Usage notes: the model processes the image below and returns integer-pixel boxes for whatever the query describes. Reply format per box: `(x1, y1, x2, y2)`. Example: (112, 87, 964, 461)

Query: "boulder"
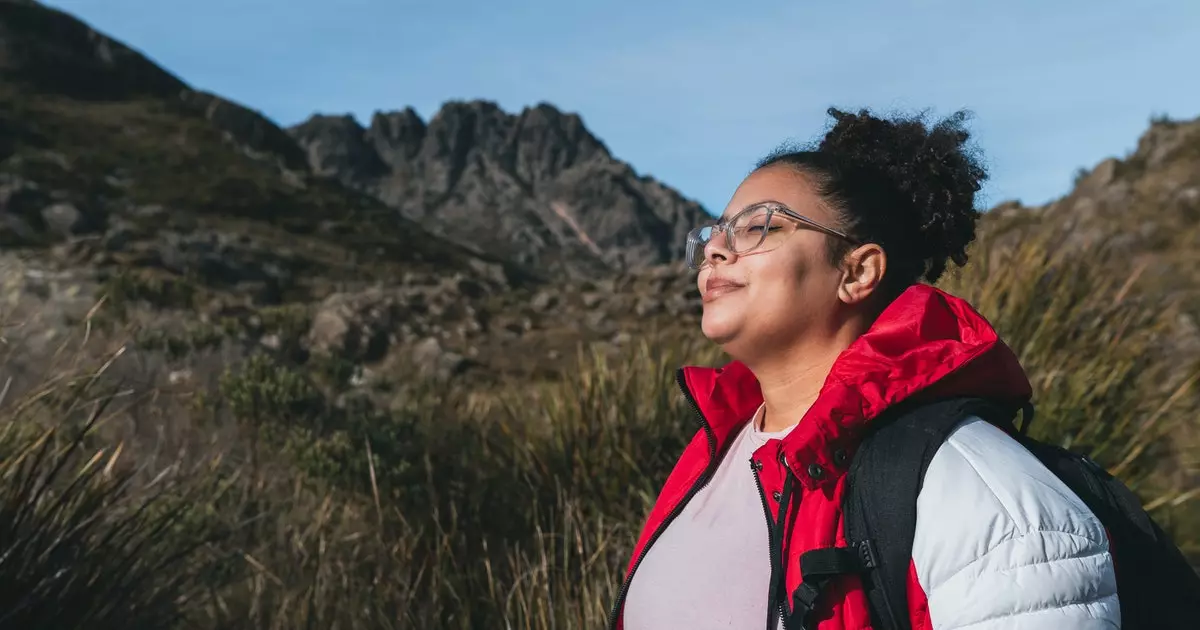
(411, 337, 467, 380)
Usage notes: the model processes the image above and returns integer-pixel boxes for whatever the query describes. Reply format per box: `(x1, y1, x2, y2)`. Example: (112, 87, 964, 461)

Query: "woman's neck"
(751, 328, 860, 433)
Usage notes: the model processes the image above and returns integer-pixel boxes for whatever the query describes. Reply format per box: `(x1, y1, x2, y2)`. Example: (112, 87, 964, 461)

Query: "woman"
(609, 109, 1120, 630)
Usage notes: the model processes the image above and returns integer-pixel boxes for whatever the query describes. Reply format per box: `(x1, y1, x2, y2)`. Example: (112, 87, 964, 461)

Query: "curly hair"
(756, 107, 987, 301)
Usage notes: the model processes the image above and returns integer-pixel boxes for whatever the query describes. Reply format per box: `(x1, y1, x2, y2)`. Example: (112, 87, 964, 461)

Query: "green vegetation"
(0, 235, 1196, 630)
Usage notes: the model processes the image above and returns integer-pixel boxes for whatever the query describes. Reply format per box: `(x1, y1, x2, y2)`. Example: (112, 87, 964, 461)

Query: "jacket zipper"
(755, 452, 798, 630)
(753, 457, 786, 630)
(606, 369, 720, 630)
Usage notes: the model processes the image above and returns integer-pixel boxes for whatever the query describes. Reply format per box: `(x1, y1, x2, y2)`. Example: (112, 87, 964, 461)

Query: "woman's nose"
(704, 230, 735, 266)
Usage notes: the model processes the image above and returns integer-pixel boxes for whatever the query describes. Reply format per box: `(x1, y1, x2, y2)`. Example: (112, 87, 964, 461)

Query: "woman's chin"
(700, 312, 739, 346)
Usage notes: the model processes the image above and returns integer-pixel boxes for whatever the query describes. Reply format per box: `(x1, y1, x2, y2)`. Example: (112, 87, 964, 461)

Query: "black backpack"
(783, 397, 1200, 630)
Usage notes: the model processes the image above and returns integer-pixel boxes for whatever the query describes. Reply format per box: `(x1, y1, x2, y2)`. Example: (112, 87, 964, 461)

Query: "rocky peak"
(408, 99, 609, 195)
(508, 102, 611, 185)
(1134, 116, 1200, 171)
(289, 100, 709, 276)
(1048, 114, 1200, 219)
(991, 114, 1200, 226)
(366, 108, 426, 167)
(290, 113, 389, 180)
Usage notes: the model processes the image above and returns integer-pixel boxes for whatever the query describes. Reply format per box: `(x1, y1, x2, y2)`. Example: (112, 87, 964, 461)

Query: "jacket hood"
(679, 284, 1033, 490)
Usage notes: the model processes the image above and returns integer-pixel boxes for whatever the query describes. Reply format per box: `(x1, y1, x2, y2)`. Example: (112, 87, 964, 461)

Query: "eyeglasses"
(684, 202, 859, 270)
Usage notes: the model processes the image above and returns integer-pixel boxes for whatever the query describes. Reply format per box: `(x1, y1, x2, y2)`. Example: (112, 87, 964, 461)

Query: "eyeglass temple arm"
(776, 207, 858, 243)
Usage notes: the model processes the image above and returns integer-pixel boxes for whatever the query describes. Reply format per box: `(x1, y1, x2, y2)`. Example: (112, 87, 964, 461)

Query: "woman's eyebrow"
(722, 200, 789, 220)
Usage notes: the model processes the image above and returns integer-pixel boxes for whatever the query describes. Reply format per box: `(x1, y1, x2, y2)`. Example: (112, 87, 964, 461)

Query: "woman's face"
(697, 165, 849, 359)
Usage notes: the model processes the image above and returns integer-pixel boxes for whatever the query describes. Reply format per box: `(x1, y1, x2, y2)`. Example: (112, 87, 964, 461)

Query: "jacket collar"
(678, 284, 1033, 490)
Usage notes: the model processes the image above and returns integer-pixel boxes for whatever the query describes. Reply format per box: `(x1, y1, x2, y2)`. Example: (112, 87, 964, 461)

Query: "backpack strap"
(786, 397, 1021, 630)
(785, 540, 882, 629)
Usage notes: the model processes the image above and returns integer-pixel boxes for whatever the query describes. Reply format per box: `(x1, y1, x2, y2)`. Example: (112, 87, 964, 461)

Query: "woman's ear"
(838, 243, 886, 306)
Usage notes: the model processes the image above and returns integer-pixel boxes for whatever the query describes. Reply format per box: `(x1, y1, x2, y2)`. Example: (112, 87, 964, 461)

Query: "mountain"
(288, 102, 710, 277)
(0, 0, 708, 286)
(0, 0, 527, 284)
(0, 0, 704, 388)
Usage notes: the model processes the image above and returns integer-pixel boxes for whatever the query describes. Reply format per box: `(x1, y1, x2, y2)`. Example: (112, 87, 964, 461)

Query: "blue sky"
(43, 0, 1200, 215)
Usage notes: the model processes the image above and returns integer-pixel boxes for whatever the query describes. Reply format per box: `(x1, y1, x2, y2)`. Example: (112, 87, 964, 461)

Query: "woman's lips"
(703, 276, 745, 302)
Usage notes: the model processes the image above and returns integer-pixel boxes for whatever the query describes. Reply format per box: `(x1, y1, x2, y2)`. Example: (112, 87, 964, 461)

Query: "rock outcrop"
(289, 101, 711, 276)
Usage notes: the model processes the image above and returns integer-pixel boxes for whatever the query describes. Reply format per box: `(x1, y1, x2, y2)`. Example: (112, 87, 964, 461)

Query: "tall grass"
(942, 232, 1200, 532)
(0, 374, 232, 629)
(0, 236, 1195, 629)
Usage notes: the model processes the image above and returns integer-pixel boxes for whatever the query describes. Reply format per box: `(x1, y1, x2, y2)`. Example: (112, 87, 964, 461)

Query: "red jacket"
(610, 284, 1042, 629)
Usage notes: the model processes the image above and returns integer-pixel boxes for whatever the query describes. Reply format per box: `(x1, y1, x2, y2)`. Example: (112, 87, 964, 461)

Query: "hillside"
(982, 114, 1200, 349)
(0, 0, 704, 390)
(0, 0, 524, 280)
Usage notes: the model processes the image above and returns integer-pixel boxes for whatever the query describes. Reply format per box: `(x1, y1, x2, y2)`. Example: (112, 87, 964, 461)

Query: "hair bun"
(817, 107, 986, 282)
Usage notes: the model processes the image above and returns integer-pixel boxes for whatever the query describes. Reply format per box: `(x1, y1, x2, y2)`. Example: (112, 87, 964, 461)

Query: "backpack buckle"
(791, 580, 821, 611)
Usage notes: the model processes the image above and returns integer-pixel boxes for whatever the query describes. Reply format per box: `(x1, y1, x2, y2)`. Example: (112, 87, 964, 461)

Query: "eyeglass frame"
(685, 200, 860, 270)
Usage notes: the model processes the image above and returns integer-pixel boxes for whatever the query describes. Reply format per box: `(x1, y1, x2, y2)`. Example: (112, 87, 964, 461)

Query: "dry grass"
(0, 234, 1194, 630)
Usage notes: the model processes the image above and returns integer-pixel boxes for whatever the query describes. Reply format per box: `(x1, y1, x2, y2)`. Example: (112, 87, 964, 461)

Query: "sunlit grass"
(0, 235, 1194, 629)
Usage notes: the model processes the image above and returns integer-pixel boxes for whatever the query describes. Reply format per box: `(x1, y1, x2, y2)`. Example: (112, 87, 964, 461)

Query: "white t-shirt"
(623, 406, 791, 630)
